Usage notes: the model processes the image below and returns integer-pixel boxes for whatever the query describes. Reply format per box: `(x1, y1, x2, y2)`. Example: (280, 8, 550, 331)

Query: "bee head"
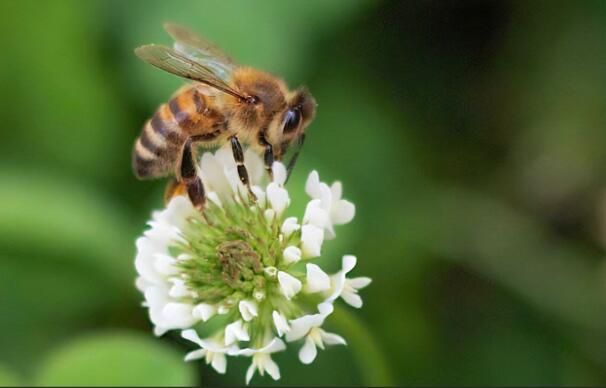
(266, 86, 316, 159)
(228, 68, 316, 158)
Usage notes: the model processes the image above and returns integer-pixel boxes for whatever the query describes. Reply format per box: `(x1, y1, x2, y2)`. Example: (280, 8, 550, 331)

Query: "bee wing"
(164, 23, 235, 81)
(164, 23, 234, 64)
(135, 44, 245, 100)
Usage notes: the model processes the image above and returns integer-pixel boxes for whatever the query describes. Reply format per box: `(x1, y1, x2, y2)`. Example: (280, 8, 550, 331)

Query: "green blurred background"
(2, 0, 606, 385)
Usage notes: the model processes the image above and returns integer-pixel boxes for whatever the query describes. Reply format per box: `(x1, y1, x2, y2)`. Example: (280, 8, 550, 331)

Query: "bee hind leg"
(180, 138, 206, 212)
(230, 135, 257, 203)
(163, 178, 186, 204)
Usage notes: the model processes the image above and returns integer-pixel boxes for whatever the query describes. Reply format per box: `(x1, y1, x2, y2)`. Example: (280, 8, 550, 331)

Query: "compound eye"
(283, 108, 301, 134)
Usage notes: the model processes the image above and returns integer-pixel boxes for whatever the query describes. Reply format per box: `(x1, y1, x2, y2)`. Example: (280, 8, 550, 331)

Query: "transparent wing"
(135, 44, 244, 100)
(164, 23, 235, 81)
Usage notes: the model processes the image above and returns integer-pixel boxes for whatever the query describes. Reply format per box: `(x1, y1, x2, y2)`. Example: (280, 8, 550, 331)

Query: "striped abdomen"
(132, 86, 225, 180)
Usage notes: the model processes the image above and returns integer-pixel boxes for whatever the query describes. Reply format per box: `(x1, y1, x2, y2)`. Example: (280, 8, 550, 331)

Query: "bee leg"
(163, 178, 186, 204)
(230, 135, 257, 202)
(180, 138, 206, 212)
(264, 143, 274, 181)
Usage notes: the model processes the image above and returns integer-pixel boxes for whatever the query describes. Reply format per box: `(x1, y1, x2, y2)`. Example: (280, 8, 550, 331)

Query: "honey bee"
(132, 23, 316, 210)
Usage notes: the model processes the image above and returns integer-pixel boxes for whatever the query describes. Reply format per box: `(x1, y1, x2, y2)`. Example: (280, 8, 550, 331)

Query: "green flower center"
(172, 200, 294, 306)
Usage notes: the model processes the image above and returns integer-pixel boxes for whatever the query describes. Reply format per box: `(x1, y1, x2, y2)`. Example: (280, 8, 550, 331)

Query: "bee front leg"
(180, 138, 206, 212)
(230, 135, 257, 202)
(264, 144, 274, 181)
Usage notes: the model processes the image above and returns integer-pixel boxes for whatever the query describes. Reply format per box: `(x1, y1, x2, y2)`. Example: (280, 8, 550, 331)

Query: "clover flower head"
(134, 146, 369, 384)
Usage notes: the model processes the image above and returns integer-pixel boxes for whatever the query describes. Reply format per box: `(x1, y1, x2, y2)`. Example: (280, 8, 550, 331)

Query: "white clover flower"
(134, 146, 367, 384)
(326, 255, 372, 308)
(236, 337, 286, 384)
(286, 303, 346, 364)
(305, 170, 356, 239)
(181, 329, 237, 374)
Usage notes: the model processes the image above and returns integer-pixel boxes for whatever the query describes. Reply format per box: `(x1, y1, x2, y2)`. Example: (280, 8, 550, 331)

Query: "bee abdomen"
(132, 87, 220, 180)
(168, 89, 207, 131)
(132, 106, 184, 179)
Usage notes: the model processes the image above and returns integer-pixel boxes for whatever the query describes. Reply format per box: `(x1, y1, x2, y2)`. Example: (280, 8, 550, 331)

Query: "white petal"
(317, 182, 333, 210)
(300, 225, 324, 258)
(236, 338, 286, 356)
(153, 254, 178, 276)
(135, 277, 148, 292)
(286, 312, 325, 342)
(281, 217, 300, 237)
(349, 276, 372, 290)
(278, 271, 302, 300)
(272, 310, 291, 336)
(207, 191, 223, 208)
(162, 303, 196, 328)
(244, 148, 265, 186)
(144, 220, 180, 247)
(303, 199, 330, 228)
(266, 182, 290, 216)
(305, 264, 331, 293)
(134, 237, 164, 285)
(153, 326, 168, 337)
(239, 300, 258, 322)
(264, 266, 278, 278)
(181, 329, 203, 346)
(299, 336, 318, 364)
(342, 255, 357, 273)
(282, 246, 302, 265)
(264, 208, 276, 223)
(272, 161, 287, 186)
(331, 199, 355, 225)
(215, 145, 236, 168)
(321, 331, 347, 346)
(250, 185, 266, 207)
(326, 272, 346, 304)
(324, 224, 336, 240)
(224, 320, 249, 345)
(211, 353, 227, 374)
(330, 181, 343, 200)
(305, 170, 322, 199)
(144, 287, 170, 331)
(318, 302, 334, 316)
(245, 362, 256, 385)
(264, 356, 281, 381)
(342, 291, 363, 308)
(168, 278, 191, 298)
(217, 304, 231, 315)
(192, 303, 216, 322)
(198, 338, 232, 353)
(158, 195, 197, 230)
(200, 151, 232, 196)
(262, 337, 287, 354)
(184, 349, 206, 362)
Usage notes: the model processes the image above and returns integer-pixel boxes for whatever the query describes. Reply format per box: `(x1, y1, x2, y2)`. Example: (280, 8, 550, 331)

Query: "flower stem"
(330, 306, 394, 386)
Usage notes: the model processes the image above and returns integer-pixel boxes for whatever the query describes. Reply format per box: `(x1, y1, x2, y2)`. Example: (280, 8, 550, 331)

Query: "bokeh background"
(2, 0, 606, 385)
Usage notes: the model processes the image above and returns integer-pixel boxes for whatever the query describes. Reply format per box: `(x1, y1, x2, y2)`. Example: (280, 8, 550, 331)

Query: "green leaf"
(401, 186, 606, 332)
(0, 170, 139, 368)
(34, 331, 195, 387)
(0, 169, 137, 287)
(0, 363, 22, 386)
(0, 0, 129, 183)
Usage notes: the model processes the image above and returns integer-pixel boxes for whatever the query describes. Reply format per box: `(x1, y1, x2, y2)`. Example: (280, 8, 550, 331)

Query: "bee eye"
(283, 108, 301, 134)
